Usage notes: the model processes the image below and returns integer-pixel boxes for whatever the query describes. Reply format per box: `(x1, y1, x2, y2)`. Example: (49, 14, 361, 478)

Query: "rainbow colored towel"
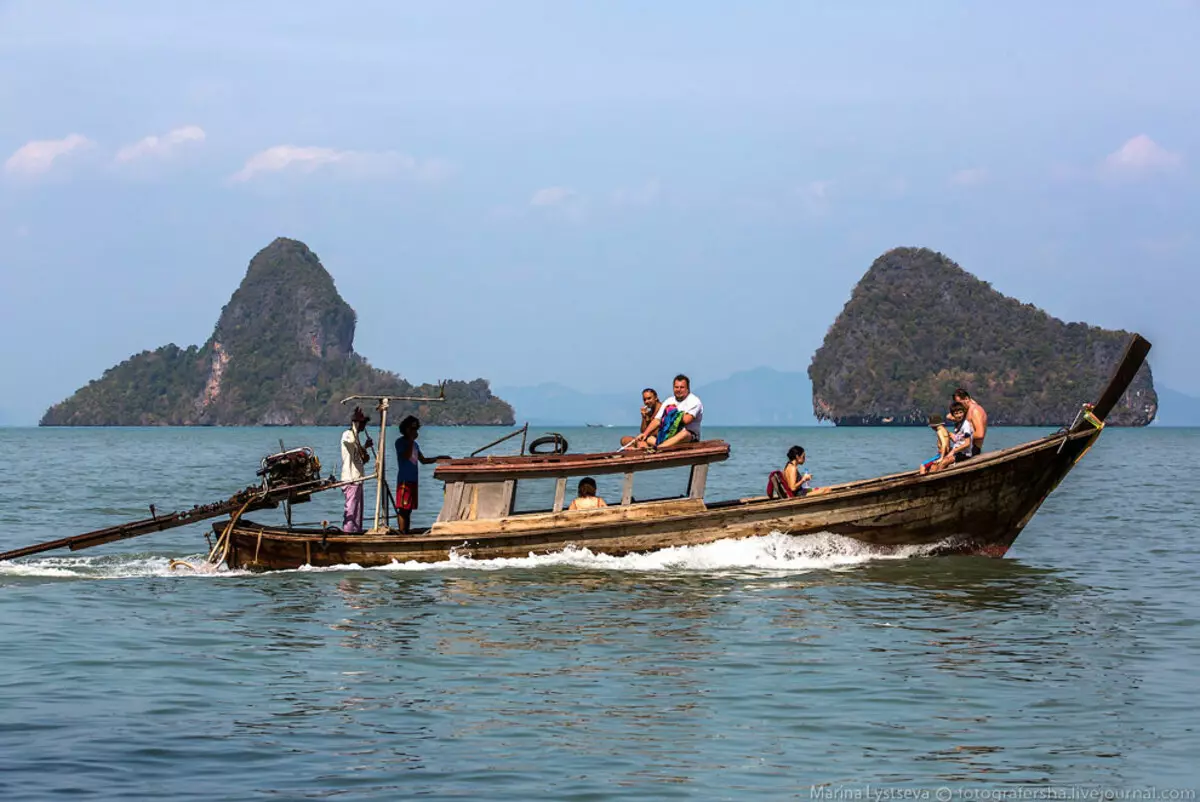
(657, 405, 684, 443)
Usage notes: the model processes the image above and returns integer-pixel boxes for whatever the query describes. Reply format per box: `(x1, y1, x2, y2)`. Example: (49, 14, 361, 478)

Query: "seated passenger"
(936, 402, 975, 470)
(621, 388, 661, 449)
(630, 375, 703, 450)
(767, 446, 831, 498)
(953, 387, 988, 455)
(568, 477, 608, 511)
(918, 413, 952, 476)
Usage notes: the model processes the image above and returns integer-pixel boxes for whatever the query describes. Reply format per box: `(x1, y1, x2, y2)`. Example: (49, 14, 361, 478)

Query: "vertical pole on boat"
(279, 438, 293, 528)
(372, 398, 390, 532)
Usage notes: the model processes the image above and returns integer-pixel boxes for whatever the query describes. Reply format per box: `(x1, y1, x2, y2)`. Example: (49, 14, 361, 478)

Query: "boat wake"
(0, 553, 250, 581)
(372, 531, 943, 574)
(2, 532, 945, 581)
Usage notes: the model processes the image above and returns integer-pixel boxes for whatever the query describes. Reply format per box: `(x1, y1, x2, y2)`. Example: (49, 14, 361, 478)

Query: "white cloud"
(796, 180, 833, 216)
(611, 179, 661, 207)
(949, 167, 989, 187)
(528, 186, 587, 221)
(530, 186, 578, 207)
(1103, 135, 1182, 176)
(115, 125, 205, 163)
(231, 145, 447, 182)
(3, 134, 94, 177)
(1139, 233, 1191, 257)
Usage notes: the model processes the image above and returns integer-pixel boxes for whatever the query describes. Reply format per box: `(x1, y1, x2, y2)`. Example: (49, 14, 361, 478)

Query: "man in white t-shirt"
(340, 406, 373, 532)
(631, 374, 704, 450)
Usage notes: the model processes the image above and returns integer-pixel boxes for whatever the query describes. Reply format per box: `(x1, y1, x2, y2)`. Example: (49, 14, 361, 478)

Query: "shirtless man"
(953, 388, 988, 454)
(621, 388, 661, 449)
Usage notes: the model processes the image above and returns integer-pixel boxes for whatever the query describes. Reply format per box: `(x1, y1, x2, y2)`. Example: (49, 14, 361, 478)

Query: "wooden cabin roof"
(433, 439, 731, 482)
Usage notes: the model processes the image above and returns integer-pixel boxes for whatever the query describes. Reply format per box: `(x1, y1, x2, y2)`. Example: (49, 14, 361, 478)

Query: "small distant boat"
(585, 423, 611, 428)
(0, 335, 1151, 572)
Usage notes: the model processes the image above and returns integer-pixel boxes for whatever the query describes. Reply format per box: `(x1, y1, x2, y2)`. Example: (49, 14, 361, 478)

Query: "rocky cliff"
(41, 238, 515, 426)
(808, 247, 1157, 427)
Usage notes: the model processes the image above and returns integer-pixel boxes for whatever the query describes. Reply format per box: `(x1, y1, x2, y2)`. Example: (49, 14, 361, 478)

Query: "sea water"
(1, 426, 1197, 799)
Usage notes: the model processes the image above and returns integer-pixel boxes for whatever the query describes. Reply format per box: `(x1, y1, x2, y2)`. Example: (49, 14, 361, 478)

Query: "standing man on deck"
(340, 406, 373, 533)
(394, 415, 450, 535)
(953, 388, 988, 454)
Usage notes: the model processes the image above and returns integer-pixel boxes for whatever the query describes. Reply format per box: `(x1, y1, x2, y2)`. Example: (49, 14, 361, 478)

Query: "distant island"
(41, 238, 515, 426)
(808, 247, 1157, 427)
(496, 368, 823, 428)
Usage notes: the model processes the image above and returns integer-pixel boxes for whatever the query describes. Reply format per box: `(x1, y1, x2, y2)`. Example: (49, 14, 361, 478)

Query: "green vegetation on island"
(808, 247, 1157, 427)
(41, 238, 515, 426)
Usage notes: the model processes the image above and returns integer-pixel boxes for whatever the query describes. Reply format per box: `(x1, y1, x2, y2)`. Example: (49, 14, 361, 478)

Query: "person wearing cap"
(919, 413, 952, 475)
(340, 406, 373, 533)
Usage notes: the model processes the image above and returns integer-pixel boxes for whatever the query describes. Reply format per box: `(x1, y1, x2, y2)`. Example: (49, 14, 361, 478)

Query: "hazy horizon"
(3, 1, 1198, 425)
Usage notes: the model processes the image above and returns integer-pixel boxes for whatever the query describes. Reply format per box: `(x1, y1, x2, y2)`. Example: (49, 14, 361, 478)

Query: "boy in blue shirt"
(394, 416, 450, 534)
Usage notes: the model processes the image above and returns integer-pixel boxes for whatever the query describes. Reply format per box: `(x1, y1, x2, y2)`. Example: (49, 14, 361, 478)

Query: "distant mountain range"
(1152, 387, 1200, 427)
(498, 375, 1200, 428)
(497, 368, 823, 427)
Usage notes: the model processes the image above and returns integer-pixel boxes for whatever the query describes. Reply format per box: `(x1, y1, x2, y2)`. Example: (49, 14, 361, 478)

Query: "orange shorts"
(395, 481, 418, 511)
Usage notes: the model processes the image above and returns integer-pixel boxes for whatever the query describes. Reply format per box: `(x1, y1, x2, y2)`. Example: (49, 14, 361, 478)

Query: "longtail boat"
(0, 335, 1151, 572)
(209, 335, 1152, 570)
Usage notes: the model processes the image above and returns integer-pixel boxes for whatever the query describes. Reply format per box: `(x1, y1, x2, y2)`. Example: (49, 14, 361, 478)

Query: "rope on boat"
(1056, 402, 1106, 463)
(168, 493, 258, 572)
(1072, 403, 1106, 465)
(208, 495, 256, 567)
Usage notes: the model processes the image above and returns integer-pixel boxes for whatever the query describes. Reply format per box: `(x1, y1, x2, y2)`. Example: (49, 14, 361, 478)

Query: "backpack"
(766, 469, 810, 499)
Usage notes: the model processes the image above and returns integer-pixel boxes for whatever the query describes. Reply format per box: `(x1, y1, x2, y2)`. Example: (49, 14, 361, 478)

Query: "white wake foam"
(1, 532, 946, 581)
(0, 553, 250, 580)
(328, 531, 943, 575)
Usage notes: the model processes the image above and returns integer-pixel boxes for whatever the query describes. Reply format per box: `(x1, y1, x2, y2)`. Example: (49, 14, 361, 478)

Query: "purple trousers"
(342, 484, 364, 533)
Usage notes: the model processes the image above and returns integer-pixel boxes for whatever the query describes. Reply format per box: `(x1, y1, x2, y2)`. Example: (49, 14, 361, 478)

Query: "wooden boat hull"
(217, 427, 1100, 571)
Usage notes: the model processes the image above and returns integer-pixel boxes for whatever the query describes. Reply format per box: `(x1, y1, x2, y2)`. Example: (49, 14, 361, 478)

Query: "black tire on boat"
(528, 433, 569, 455)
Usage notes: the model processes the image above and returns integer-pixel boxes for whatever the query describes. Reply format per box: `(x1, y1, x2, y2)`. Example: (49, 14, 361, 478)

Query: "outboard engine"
(258, 447, 322, 491)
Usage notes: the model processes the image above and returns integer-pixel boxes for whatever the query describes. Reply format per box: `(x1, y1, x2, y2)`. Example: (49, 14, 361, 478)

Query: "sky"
(2, 1, 1198, 424)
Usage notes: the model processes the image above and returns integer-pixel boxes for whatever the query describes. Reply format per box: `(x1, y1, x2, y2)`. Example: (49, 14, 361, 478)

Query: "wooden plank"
(434, 440, 730, 482)
(467, 485, 479, 520)
(621, 472, 634, 506)
(502, 480, 515, 517)
(430, 498, 708, 536)
(437, 481, 465, 523)
(471, 482, 511, 520)
(1080, 333, 1152, 425)
(552, 477, 567, 513)
(688, 464, 709, 500)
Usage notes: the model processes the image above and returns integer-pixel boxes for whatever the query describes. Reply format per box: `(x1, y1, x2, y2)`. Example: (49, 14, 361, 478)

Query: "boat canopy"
(433, 440, 730, 523)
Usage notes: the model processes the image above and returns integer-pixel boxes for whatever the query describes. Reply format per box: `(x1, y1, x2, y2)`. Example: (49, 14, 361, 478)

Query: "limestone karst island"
(41, 241, 1156, 429)
(40, 238, 515, 426)
(809, 247, 1157, 427)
